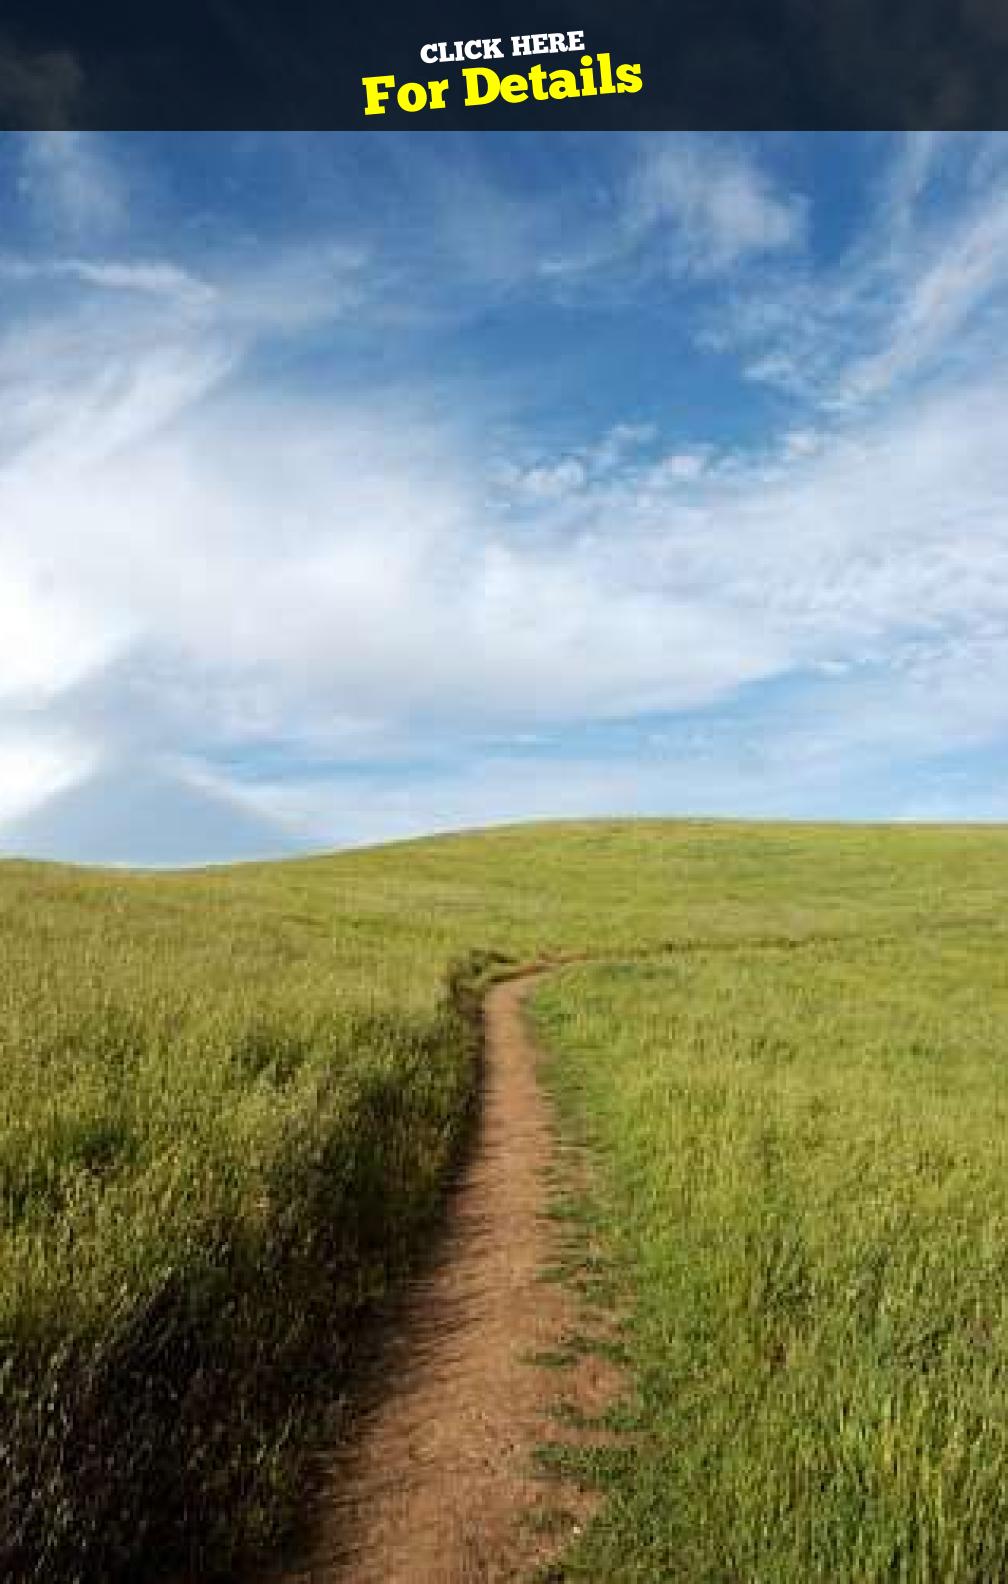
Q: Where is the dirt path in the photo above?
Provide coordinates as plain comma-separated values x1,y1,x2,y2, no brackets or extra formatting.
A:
269,969,617,1584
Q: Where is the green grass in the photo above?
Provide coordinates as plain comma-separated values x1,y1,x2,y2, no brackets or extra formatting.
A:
3,818,1008,1579
534,925,1008,1582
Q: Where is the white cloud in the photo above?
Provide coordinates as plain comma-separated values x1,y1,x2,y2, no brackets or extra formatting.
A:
0,732,91,827
626,135,805,272
647,449,711,484
504,423,658,504
513,456,588,501
0,319,236,475
533,135,804,287
0,565,120,706
778,429,820,462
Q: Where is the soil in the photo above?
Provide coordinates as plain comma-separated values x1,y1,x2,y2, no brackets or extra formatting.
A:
265,969,622,1583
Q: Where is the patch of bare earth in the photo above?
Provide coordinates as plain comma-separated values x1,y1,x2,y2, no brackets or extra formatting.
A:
265,970,626,1584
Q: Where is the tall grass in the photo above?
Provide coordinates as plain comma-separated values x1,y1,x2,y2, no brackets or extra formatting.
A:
535,924,1008,1582
0,852,520,1578
2,968,482,1579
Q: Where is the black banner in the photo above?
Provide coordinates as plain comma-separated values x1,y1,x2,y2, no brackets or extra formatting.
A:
1,0,1006,130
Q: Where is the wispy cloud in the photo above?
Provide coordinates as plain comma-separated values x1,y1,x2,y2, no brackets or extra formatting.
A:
712,132,1008,412
17,131,124,236
625,135,805,271
537,133,804,285
0,253,217,307
836,183,1008,403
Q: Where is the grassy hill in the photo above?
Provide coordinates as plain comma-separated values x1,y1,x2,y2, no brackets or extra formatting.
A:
3,819,1008,1580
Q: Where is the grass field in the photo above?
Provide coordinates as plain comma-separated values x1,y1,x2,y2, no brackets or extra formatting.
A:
3,820,1008,1580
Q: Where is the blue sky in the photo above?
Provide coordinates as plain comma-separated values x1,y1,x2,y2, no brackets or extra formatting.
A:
2,131,1008,863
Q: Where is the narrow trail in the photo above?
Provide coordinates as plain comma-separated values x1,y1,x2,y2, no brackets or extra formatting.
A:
269,969,619,1584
